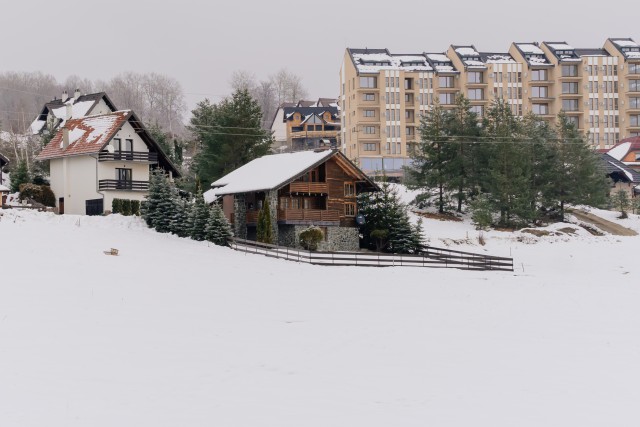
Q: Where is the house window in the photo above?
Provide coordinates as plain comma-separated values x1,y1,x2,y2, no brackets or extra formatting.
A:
344,182,355,197
566,116,579,127
363,110,375,117
630,98,640,109
630,80,640,92
467,88,483,100
562,65,578,77
470,105,484,116
115,168,132,189
468,72,483,83
439,76,454,88
363,143,377,151
439,93,455,105
360,76,377,88
280,197,289,210
562,99,579,111
562,82,579,94
363,126,376,134
363,93,375,101
531,86,548,98
532,104,549,115
404,78,413,90
345,203,356,217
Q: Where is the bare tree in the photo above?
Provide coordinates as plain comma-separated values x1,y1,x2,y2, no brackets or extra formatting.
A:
270,68,309,105
230,70,257,93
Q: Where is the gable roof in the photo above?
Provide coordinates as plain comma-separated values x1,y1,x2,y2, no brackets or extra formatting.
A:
36,110,181,177
607,137,640,163
30,92,118,134
600,153,640,183
0,153,8,167
204,149,378,201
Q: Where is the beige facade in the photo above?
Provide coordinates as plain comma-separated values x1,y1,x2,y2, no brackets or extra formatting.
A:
340,38,640,176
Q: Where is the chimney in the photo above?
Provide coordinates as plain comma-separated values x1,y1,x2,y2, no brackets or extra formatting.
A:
74,88,81,99
65,101,73,120
63,126,70,149
61,90,68,102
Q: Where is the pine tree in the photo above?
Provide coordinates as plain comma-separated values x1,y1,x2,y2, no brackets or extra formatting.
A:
408,102,453,213
190,89,273,185
170,191,190,237
612,189,631,219
10,160,30,193
542,113,608,221
190,190,210,241
142,169,166,229
358,181,423,253
205,202,233,246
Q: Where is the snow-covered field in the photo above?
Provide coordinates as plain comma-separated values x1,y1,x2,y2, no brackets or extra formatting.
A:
1,204,639,426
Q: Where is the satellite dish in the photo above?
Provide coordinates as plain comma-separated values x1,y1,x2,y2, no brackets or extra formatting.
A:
106,145,115,153
355,213,365,226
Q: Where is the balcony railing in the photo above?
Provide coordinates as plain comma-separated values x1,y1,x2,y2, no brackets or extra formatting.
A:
278,209,340,223
98,151,158,162
290,130,339,139
289,182,328,194
99,180,149,191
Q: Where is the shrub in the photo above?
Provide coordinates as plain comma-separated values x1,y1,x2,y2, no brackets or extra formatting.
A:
18,184,56,207
612,189,631,219
370,229,389,252
122,199,132,216
470,194,493,230
299,226,324,251
131,200,141,216
112,198,123,214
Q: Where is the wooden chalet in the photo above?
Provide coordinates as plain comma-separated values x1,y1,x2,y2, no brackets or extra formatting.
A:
204,149,379,251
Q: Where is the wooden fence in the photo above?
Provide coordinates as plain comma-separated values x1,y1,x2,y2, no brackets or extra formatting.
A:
230,238,514,271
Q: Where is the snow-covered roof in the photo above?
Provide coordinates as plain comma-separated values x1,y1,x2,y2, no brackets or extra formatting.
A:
483,53,516,64
37,111,131,160
608,161,635,182
0,184,9,192
205,150,336,199
548,43,574,50
455,47,479,57
607,140,640,162
426,53,450,62
350,50,433,72
517,43,544,54
611,39,639,48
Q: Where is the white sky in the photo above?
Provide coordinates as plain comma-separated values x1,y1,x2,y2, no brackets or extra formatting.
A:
1,0,638,111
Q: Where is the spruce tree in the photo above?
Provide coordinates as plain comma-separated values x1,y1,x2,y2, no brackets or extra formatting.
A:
408,102,453,213
10,160,30,193
190,190,210,241
205,203,233,246
142,169,166,229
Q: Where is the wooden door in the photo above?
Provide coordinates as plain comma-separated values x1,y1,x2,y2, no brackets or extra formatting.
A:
58,197,65,214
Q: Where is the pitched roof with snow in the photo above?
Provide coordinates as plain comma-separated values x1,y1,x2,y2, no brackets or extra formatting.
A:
35,110,181,177
204,150,377,201
348,48,433,73
36,111,131,160
514,42,552,66
0,152,8,167
606,137,640,164
543,41,582,62
451,45,487,69
600,154,640,183
609,38,640,60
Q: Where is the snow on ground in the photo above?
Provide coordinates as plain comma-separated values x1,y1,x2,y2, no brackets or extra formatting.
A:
1,201,640,426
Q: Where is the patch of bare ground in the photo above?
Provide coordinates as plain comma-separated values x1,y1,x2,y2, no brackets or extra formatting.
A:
414,211,463,222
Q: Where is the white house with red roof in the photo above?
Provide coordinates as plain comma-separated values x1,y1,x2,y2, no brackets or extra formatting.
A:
35,108,179,215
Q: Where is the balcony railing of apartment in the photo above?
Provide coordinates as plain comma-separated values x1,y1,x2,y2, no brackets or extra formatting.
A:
289,182,328,194
98,180,149,191
98,151,158,162
278,209,340,223
290,130,339,138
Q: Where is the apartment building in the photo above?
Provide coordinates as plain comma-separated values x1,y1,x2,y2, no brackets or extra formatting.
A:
340,38,640,177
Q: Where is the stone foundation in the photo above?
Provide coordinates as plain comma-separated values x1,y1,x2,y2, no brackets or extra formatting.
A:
278,225,360,252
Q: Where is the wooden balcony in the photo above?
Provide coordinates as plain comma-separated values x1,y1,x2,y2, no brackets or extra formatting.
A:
289,182,328,194
98,151,158,163
278,209,340,225
98,180,149,191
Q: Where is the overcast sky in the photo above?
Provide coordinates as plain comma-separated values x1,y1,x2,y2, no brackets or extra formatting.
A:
1,0,638,111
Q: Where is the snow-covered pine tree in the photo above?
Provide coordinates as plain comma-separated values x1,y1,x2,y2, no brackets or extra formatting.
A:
205,202,233,246
190,190,210,241
153,172,177,233
169,189,190,237
142,169,166,229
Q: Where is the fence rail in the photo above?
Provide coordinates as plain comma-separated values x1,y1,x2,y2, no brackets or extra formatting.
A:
230,238,513,271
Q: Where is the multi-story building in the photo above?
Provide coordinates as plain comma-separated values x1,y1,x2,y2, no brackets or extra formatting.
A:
270,98,340,152
340,38,640,177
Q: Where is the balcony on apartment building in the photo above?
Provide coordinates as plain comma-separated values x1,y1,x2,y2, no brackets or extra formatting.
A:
98,180,149,191
98,151,158,163
290,129,339,139
559,65,581,80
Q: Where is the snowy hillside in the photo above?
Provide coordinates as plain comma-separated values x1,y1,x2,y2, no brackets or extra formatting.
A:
1,206,639,426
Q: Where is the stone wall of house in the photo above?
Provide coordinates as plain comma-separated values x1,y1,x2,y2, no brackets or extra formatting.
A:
277,225,360,252
266,190,279,242
233,194,247,239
